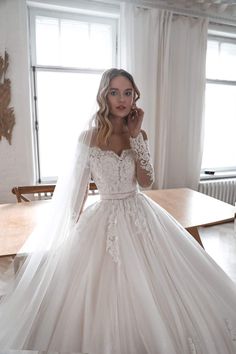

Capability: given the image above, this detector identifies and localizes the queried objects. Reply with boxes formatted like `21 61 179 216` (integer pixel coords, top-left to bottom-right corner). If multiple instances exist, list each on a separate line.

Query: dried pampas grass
0 51 15 145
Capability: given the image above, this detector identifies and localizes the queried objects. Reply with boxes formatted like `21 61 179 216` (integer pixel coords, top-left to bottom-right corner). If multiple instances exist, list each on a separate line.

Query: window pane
206 39 236 80
31 11 117 180
206 40 219 79
202 83 236 169
35 15 114 69
60 20 89 67
90 23 113 68
220 42 236 81
36 71 100 179
36 16 60 66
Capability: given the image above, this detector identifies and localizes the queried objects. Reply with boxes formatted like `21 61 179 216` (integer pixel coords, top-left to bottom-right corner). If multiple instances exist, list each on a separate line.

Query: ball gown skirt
0 147 236 353
1 192 234 353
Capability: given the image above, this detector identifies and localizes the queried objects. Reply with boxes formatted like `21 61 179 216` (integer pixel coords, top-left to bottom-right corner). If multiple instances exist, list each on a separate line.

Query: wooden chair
88 181 98 195
12 185 56 202
12 182 98 202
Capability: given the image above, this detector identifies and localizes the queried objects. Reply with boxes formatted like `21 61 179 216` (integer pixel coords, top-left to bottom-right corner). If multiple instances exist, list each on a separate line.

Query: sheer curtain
120 3 172 164
161 16 208 189
120 3 208 190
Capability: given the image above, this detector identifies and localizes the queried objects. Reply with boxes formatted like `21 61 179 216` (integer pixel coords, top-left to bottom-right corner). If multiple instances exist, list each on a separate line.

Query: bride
0 68 236 354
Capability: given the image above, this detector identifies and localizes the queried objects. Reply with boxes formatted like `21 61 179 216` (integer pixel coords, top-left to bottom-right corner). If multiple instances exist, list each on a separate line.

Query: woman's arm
130 130 154 188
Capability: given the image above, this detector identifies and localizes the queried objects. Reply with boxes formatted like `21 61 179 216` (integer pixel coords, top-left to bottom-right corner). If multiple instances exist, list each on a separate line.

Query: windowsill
200 171 236 181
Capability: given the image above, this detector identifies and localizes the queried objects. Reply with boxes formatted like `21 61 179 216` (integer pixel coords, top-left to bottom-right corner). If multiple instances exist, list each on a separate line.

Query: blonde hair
95 68 140 146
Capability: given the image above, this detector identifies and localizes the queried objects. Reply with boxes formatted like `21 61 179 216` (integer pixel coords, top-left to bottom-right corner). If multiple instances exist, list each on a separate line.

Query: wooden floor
199 220 236 283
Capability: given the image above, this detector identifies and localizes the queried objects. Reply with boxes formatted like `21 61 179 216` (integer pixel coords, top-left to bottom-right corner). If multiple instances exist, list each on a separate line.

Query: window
201 32 236 179
29 7 118 182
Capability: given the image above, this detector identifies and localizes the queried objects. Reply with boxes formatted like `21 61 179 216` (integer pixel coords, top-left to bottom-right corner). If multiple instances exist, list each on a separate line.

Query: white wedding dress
1 146 236 353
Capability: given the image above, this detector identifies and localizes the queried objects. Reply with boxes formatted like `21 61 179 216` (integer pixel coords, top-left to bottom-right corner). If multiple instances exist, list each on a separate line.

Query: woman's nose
118 92 125 101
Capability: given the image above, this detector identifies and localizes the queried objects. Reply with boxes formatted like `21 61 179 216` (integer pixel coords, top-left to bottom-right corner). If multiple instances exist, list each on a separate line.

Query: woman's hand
127 105 144 138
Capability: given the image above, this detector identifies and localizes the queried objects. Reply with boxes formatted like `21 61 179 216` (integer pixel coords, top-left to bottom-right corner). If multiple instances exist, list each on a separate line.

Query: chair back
12 182 98 202
89 181 98 195
12 185 56 202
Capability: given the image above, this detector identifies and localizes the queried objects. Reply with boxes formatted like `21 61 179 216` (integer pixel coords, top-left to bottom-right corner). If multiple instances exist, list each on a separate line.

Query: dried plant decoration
0 51 15 145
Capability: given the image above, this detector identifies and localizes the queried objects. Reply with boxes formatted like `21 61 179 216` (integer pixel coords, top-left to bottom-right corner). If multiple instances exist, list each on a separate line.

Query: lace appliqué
124 195 153 246
90 147 136 195
129 133 154 182
136 204 152 244
225 319 236 341
188 337 197 354
106 203 120 265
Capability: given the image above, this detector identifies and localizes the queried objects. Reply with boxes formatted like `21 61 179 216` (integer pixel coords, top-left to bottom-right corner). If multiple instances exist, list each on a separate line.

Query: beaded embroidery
106 203 120 265
188 337 197 354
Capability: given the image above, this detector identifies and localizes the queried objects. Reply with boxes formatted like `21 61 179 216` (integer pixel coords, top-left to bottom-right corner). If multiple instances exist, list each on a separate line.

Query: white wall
0 0 34 203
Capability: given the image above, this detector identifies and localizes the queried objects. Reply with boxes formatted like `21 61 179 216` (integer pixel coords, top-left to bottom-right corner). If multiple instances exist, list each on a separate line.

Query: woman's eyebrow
109 88 133 90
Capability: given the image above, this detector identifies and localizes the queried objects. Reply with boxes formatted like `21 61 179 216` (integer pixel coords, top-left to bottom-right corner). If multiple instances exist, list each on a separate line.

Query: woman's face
107 75 134 119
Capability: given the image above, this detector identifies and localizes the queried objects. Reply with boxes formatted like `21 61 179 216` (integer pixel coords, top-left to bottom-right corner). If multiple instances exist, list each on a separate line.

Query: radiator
198 179 236 205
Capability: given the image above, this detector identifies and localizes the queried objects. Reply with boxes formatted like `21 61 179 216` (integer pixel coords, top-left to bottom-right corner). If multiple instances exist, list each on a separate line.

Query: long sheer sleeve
129 132 154 188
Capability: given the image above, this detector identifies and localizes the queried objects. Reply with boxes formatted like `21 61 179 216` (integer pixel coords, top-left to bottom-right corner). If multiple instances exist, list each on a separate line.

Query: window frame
28 6 119 183
201 32 236 181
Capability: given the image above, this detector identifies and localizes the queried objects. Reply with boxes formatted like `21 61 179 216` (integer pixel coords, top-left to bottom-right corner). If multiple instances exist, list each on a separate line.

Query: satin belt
100 190 138 200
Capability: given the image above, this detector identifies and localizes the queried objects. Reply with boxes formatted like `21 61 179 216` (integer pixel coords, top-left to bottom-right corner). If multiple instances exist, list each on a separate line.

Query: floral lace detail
225 318 236 341
124 195 152 246
106 202 120 265
89 146 153 265
90 147 136 196
129 133 154 182
89 147 139 265
136 202 152 244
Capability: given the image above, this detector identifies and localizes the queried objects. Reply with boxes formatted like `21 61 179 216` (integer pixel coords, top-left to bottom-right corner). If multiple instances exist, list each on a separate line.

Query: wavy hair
95 68 140 146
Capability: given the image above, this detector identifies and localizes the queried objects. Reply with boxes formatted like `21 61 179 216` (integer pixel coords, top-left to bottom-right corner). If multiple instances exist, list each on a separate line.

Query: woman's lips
116 105 126 110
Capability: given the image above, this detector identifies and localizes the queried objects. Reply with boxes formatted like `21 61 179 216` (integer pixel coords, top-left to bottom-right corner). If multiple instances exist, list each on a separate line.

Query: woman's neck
109 115 128 135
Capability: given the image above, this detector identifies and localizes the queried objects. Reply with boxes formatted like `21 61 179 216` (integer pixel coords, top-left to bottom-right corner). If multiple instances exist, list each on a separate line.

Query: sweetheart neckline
90 146 132 158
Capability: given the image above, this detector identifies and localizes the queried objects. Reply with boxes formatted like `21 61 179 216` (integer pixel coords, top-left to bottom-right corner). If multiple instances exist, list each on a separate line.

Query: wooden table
0 188 235 257
0 200 51 258
144 188 235 247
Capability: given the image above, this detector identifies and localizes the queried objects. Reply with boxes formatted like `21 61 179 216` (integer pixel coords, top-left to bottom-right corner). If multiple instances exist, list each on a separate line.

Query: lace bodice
89 147 138 197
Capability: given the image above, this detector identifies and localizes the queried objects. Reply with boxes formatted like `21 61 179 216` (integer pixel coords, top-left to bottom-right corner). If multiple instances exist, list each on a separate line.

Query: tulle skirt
1 192 236 353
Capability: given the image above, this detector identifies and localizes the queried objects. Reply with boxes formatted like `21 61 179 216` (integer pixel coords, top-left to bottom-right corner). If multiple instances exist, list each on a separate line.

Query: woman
0 68 236 353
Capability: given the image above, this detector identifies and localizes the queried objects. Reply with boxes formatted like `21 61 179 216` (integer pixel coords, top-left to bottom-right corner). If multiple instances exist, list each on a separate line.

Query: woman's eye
125 91 132 96
110 90 117 96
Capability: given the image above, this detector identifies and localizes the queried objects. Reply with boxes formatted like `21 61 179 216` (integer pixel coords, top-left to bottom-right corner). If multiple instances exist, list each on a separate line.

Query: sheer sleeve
129 132 154 188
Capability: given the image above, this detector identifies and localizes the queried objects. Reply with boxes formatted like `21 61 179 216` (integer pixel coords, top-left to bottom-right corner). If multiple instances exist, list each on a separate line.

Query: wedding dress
0 135 236 354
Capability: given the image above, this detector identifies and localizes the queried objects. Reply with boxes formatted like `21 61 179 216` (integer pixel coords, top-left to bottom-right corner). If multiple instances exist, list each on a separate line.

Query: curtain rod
94 0 236 27
27 0 236 27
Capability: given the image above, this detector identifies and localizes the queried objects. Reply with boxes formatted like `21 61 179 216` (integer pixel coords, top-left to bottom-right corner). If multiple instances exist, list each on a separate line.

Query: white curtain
120 3 208 190
120 4 172 163
160 16 208 190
